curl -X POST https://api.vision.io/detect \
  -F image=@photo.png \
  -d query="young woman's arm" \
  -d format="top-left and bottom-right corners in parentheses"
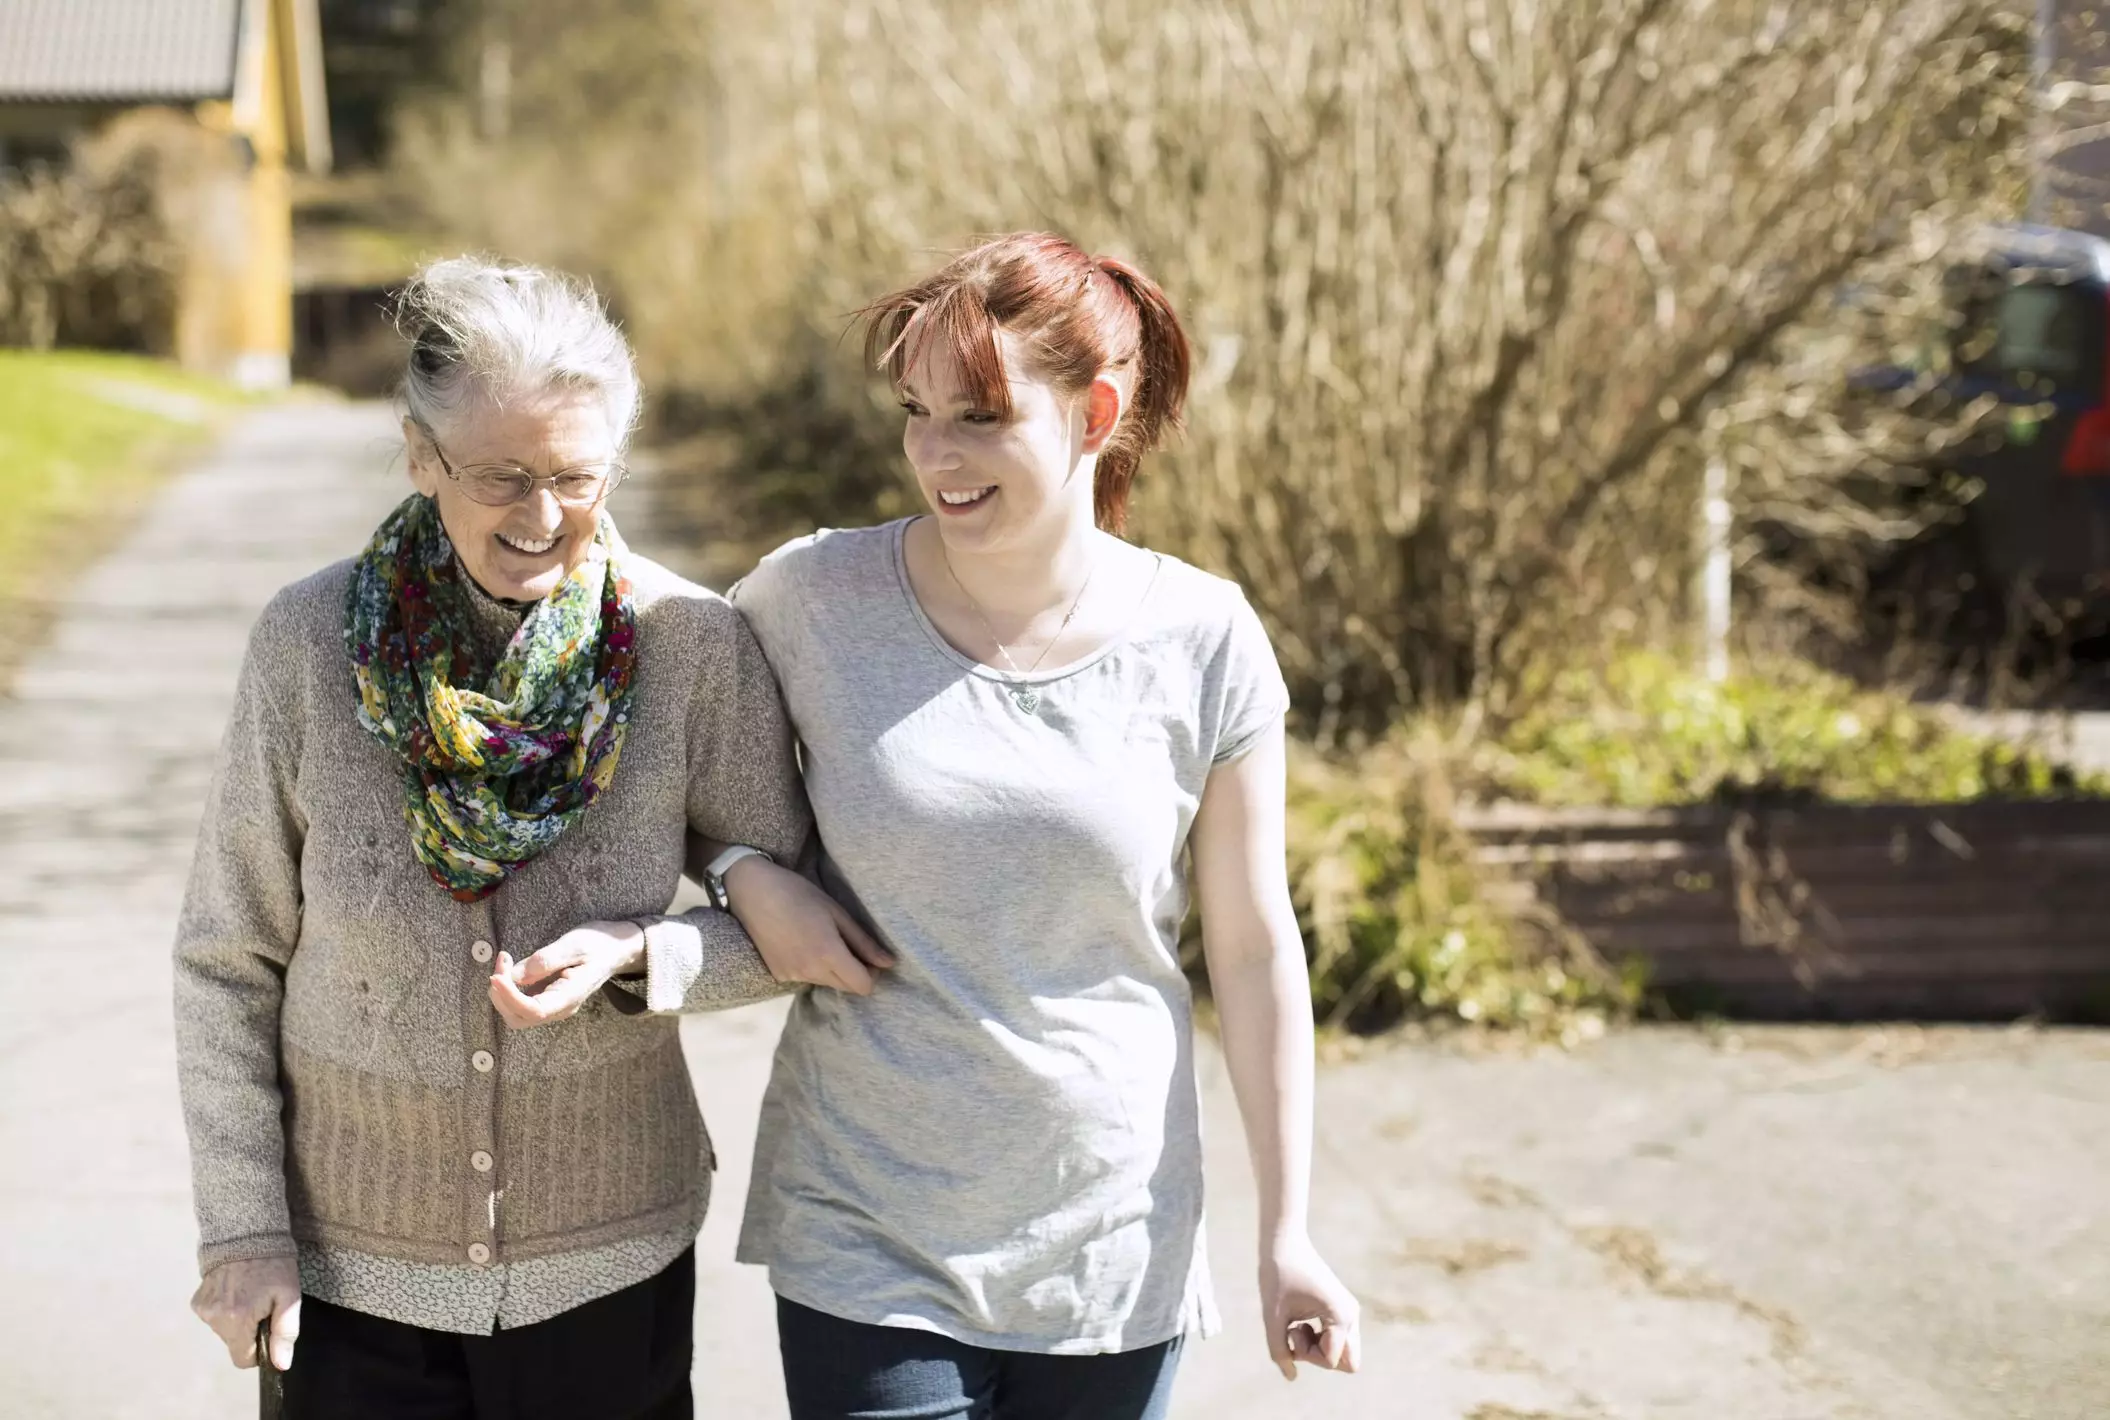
top-left (1190, 719), bottom-right (1362, 1380)
top-left (490, 599), bottom-right (883, 1027)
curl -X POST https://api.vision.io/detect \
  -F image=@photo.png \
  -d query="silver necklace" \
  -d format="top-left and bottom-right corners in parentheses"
top-left (942, 545), bottom-right (1102, 716)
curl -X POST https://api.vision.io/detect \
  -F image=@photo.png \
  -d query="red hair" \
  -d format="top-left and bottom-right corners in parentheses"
top-left (860, 232), bottom-right (1192, 533)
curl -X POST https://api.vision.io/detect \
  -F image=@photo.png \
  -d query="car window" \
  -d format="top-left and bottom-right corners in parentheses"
top-left (1955, 280), bottom-right (2103, 393)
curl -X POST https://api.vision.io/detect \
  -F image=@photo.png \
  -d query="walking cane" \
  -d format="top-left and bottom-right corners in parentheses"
top-left (257, 1319), bottom-right (285, 1420)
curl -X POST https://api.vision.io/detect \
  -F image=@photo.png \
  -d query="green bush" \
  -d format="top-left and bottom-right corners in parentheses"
top-left (1484, 651), bottom-right (2106, 807)
top-left (1281, 732), bottom-right (1641, 1041)
top-left (641, 331), bottom-right (916, 588)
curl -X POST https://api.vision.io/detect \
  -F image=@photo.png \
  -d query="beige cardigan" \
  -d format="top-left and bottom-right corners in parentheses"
top-left (173, 552), bottom-right (808, 1332)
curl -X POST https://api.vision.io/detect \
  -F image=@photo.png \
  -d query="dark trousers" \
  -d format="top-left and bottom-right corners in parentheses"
top-left (775, 1296), bottom-right (1184, 1420)
top-left (282, 1247), bottom-right (695, 1420)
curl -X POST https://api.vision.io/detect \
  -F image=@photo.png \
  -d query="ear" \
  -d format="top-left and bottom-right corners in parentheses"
top-left (403, 417), bottom-right (440, 498)
top-left (1080, 375), bottom-right (1124, 454)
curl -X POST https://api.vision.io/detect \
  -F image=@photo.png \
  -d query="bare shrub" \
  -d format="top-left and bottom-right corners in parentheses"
top-left (399, 0), bottom-right (2034, 741)
top-left (0, 108), bottom-right (235, 353)
top-left (763, 0), bottom-right (2035, 740)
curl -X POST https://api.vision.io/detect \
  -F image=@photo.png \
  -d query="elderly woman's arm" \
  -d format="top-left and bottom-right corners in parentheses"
top-left (492, 597), bottom-right (882, 1027)
top-left (172, 595), bottom-right (307, 1365)
top-left (617, 599), bottom-right (815, 1011)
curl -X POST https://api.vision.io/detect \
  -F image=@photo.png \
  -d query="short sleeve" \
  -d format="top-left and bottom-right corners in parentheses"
top-left (1210, 589), bottom-right (1292, 764)
top-left (726, 532), bottom-right (823, 677)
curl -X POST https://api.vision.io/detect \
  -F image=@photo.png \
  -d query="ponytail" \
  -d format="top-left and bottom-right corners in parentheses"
top-left (1092, 257), bottom-right (1192, 534)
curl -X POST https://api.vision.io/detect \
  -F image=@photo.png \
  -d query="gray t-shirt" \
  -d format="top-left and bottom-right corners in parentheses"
top-left (731, 518), bottom-right (1290, 1354)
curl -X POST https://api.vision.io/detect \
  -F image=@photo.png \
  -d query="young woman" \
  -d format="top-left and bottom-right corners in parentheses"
top-left (723, 233), bottom-right (1360, 1418)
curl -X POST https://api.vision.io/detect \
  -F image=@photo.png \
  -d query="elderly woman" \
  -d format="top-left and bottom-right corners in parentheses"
top-left (174, 257), bottom-right (880, 1419)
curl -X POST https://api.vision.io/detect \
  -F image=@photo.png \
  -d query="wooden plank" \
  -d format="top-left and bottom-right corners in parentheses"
top-left (1649, 978), bottom-right (2107, 1022)
top-left (1461, 801), bottom-right (2110, 837)
top-left (1505, 844), bottom-right (2110, 882)
top-left (1624, 947), bottom-right (2110, 983)
top-left (1464, 800), bottom-right (2110, 1019)
top-left (1548, 882), bottom-right (2110, 922)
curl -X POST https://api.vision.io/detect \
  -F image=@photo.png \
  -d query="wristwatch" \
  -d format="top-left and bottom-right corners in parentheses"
top-left (703, 844), bottom-right (772, 910)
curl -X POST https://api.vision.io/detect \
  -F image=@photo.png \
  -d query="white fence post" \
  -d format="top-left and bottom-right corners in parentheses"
top-left (1702, 452), bottom-right (1733, 684)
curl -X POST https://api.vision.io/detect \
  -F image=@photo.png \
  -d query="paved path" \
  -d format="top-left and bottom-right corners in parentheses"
top-left (0, 401), bottom-right (412, 1419)
top-left (4, 402), bottom-right (2106, 1419)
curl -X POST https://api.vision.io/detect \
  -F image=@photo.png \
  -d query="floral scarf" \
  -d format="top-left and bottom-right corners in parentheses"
top-left (344, 493), bottom-right (639, 901)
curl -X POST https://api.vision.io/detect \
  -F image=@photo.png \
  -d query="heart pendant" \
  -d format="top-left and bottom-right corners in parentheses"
top-left (1012, 688), bottom-right (1041, 715)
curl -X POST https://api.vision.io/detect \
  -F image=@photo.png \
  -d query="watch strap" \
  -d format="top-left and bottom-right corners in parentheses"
top-left (704, 844), bottom-right (771, 910)
top-left (705, 844), bottom-right (771, 881)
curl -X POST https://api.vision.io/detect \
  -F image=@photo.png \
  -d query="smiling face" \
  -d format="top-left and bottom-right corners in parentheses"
top-left (898, 329), bottom-right (1121, 557)
top-left (403, 387), bottom-right (618, 602)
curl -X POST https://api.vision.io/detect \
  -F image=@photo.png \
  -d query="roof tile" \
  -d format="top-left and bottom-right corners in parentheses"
top-left (0, 0), bottom-right (243, 103)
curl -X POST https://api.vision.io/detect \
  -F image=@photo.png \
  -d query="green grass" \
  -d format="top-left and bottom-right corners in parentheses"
top-left (0, 350), bottom-right (254, 673)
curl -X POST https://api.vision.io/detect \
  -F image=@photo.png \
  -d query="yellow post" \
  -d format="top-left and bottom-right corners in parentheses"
top-left (233, 0), bottom-right (294, 389)
top-left (177, 0), bottom-right (296, 389)
top-left (234, 146), bottom-right (293, 390)
top-left (176, 101), bottom-right (251, 380)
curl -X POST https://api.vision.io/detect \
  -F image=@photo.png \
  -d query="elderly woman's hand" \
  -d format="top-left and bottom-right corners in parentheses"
top-left (191, 1256), bottom-right (301, 1370)
top-left (489, 922), bottom-right (646, 1029)
top-left (722, 856), bottom-right (896, 996)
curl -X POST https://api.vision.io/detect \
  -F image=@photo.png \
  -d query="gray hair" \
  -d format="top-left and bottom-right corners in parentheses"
top-left (392, 255), bottom-right (642, 451)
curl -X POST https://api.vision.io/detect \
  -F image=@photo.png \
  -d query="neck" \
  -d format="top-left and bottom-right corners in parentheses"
top-left (454, 557), bottom-right (538, 612)
top-left (936, 509), bottom-right (1101, 620)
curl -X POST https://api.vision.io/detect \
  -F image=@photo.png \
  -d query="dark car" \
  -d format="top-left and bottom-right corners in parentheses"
top-left (1871, 224), bottom-right (2110, 629)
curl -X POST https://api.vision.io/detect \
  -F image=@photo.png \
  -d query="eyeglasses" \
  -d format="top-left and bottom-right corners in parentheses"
top-left (424, 432), bottom-right (627, 508)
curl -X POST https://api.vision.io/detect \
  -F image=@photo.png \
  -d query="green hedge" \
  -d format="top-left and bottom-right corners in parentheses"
top-left (1484, 652), bottom-right (2104, 807)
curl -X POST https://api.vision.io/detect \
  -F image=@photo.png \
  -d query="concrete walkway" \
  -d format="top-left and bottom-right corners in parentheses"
top-left (4, 403), bottom-right (2106, 1419)
top-left (0, 402), bottom-right (412, 1419)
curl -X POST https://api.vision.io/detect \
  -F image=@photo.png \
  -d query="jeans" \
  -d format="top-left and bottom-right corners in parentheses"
top-left (776, 1296), bottom-right (1185, 1420)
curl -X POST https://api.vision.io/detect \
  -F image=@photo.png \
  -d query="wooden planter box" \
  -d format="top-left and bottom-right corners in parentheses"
top-left (1464, 801), bottom-right (2110, 1022)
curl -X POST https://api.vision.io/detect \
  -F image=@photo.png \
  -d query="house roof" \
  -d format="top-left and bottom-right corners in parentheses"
top-left (0, 0), bottom-right (329, 172)
top-left (0, 0), bottom-right (246, 102)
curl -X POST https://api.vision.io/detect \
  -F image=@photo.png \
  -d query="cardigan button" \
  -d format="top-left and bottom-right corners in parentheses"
top-left (468, 1243), bottom-right (491, 1266)
top-left (470, 1150), bottom-right (494, 1173)
top-left (471, 940), bottom-right (494, 964)
top-left (471, 1050), bottom-right (495, 1073)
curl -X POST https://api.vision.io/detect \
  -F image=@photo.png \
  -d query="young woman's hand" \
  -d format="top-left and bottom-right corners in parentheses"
top-left (1261, 1232), bottom-right (1362, 1379)
top-left (721, 856), bottom-right (896, 995)
top-left (489, 921), bottom-right (645, 1029)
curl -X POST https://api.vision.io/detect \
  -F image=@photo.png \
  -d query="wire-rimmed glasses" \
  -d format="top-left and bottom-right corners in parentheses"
top-left (425, 433), bottom-right (627, 507)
